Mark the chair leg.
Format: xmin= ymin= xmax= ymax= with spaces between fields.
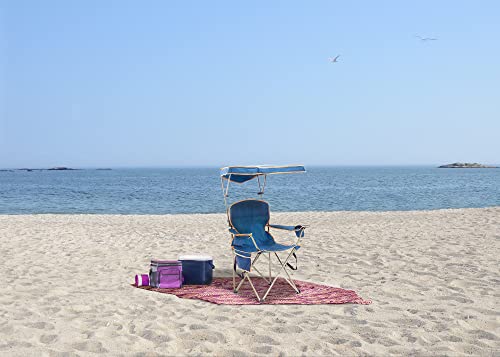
xmin=268 ymin=252 xmax=272 ymax=283
xmin=233 ymin=249 xmax=299 ymax=303
xmin=251 ymin=266 xmax=270 ymax=284
xmin=250 ymin=251 xmax=271 ymax=284
xmin=253 ymin=252 xmax=262 ymax=265
xmin=261 ymin=249 xmax=300 ymax=301
xmin=234 ymin=272 xmax=262 ymax=302
xmin=245 ymin=274 xmax=262 ymax=302
xmin=234 ymin=273 xmax=246 ymax=292
xmin=232 ymin=252 xmax=236 ymax=292
xmin=274 ymin=251 xmax=300 ymax=293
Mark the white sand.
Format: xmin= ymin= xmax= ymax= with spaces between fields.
xmin=0 ymin=207 xmax=499 ymax=356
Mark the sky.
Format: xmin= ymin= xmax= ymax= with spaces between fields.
xmin=1 ymin=1 xmax=499 ymax=168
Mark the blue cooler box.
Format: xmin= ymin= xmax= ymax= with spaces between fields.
xmin=178 ymin=255 xmax=215 ymax=285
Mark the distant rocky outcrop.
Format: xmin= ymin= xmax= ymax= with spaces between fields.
xmin=10 ymin=167 xmax=84 ymax=171
xmin=438 ymin=162 xmax=498 ymax=168
xmin=47 ymin=167 xmax=76 ymax=171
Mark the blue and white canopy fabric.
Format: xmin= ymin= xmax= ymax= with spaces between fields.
xmin=220 ymin=165 xmax=306 ymax=183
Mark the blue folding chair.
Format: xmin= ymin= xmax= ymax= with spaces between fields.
xmin=220 ymin=165 xmax=307 ymax=302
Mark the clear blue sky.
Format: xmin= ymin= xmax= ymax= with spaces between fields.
xmin=1 ymin=1 xmax=499 ymax=168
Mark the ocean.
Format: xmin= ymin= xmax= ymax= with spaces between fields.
xmin=0 ymin=167 xmax=499 ymax=214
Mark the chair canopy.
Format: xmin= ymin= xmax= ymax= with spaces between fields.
xmin=220 ymin=165 xmax=305 ymax=183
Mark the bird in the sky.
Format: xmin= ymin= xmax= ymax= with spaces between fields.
xmin=329 ymin=55 xmax=340 ymax=63
xmin=415 ymin=35 xmax=438 ymax=42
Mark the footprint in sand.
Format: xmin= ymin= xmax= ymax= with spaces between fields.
xmin=212 ymin=315 xmax=229 ymax=322
xmin=29 ymin=321 xmax=55 ymax=330
xmin=251 ymin=345 xmax=274 ymax=354
xmin=221 ymin=350 xmax=251 ymax=357
xmin=180 ymin=330 xmax=227 ymax=344
xmin=350 ymin=340 xmax=362 ymax=347
xmin=389 ymin=317 xmax=426 ymax=328
xmin=274 ymin=325 xmax=303 ymax=334
xmin=468 ymin=329 xmax=498 ymax=341
xmin=39 ymin=334 xmax=58 ymax=344
xmin=436 ymin=295 xmax=474 ymax=304
xmin=188 ymin=323 xmax=208 ymax=330
xmin=327 ymin=337 xmax=348 ymax=345
xmin=139 ymin=329 xmax=171 ymax=343
xmin=442 ymin=335 xmax=462 ymax=342
xmin=253 ymin=335 xmax=280 ymax=346
xmin=72 ymin=340 xmax=108 ymax=353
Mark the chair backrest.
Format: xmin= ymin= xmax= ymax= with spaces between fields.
xmin=229 ymin=199 xmax=274 ymax=247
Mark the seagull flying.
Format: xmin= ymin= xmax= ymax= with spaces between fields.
xmin=329 ymin=55 xmax=340 ymax=63
xmin=415 ymin=35 xmax=438 ymax=42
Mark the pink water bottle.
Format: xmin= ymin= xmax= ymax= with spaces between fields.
xmin=135 ymin=274 xmax=149 ymax=287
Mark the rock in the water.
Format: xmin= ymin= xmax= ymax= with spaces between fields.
xmin=47 ymin=167 xmax=75 ymax=170
xmin=438 ymin=162 xmax=498 ymax=168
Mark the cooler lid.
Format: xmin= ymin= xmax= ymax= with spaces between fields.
xmin=178 ymin=254 xmax=213 ymax=261
xmin=151 ymin=259 xmax=181 ymax=264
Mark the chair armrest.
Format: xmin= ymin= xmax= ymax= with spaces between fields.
xmin=229 ymin=228 xmax=253 ymax=237
xmin=268 ymin=224 xmax=307 ymax=238
xmin=231 ymin=232 xmax=260 ymax=250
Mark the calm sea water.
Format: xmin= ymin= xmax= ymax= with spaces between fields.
xmin=0 ymin=167 xmax=498 ymax=214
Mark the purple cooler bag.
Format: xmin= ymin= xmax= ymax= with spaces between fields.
xmin=149 ymin=260 xmax=183 ymax=289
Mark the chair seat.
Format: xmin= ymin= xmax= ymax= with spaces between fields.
xmin=233 ymin=243 xmax=300 ymax=272
xmin=232 ymin=235 xmax=300 ymax=253
xmin=256 ymin=242 xmax=301 ymax=252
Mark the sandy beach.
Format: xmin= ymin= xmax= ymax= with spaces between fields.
xmin=0 ymin=207 xmax=499 ymax=356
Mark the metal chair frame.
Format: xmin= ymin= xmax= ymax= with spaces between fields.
xmin=220 ymin=165 xmax=307 ymax=303
xmin=230 ymin=220 xmax=305 ymax=302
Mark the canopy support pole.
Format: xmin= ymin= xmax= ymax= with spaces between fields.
xmin=221 ymin=174 xmax=232 ymax=217
xmin=257 ymin=175 xmax=267 ymax=196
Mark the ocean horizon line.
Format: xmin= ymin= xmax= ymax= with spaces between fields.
xmin=1 ymin=205 xmax=499 ymax=217
xmin=2 ymin=163 xmax=499 ymax=170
